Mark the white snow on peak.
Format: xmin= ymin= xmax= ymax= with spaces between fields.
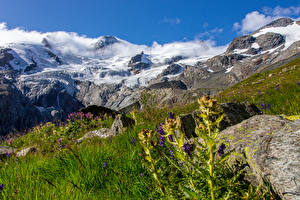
xmin=225 ymin=66 xmax=234 ymax=73
xmin=253 ymin=22 xmax=300 ymax=50
xmin=251 ymin=42 xmax=260 ymax=49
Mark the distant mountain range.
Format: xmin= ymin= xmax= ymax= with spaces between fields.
xmin=0 ymin=18 xmax=300 ymax=136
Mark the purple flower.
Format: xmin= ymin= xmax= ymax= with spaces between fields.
xmin=183 ymin=143 xmax=191 ymax=156
xmin=169 ymin=148 xmax=174 ymax=158
xmin=168 ymin=135 xmax=174 ymax=142
xmin=139 ymin=172 xmax=143 ymax=177
xmin=260 ymin=102 xmax=266 ymax=110
xmin=131 ymin=137 xmax=135 ymax=145
xmin=217 ymin=143 xmax=226 ymax=156
xmin=275 ymin=84 xmax=279 ymax=91
xmin=155 ymin=124 xmax=164 ymax=135
xmin=103 ymin=162 xmax=107 ymax=168
xmin=0 ymin=184 xmax=3 ymax=192
xmin=57 ymin=138 xmax=61 ymax=144
xmin=6 ymin=153 xmax=10 ymax=157
xmin=268 ymin=104 xmax=271 ymax=110
xmin=159 ymin=135 xmax=164 ymax=146
xmin=169 ymin=112 xmax=175 ymax=119
xmin=297 ymin=82 xmax=300 ymax=86
xmin=257 ymin=90 xmax=261 ymax=94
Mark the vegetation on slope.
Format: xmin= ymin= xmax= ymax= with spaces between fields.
xmin=0 ymin=58 xmax=299 ymax=199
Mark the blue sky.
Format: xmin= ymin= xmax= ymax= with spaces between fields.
xmin=0 ymin=0 xmax=299 ymax=46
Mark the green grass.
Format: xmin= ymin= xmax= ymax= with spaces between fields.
xmin=216 ymin=57 xmax=300 ymax=115
xmin=0 ymin=124 xmax=159 ymax=200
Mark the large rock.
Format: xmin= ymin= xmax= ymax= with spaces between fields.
xmin=219 ymin=115 xmax=300 ymax=200
xmin=16 ymin=146 xmax=37 ymax=157
xmin=180 ymin=102 xmax=261 ymax=138
xmin=111 ymin=114 xmax=135 ymax=135
xmin=0 ymin=146 xmax=16 ymax=155
xmin=80 ymin=105 xmax=120 ymax=118
xmin=76 ymin=128 xmax=113 ymax=143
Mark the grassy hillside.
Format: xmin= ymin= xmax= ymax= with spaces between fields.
xmin=216 ymin=57 xmax=300 ymax=115
xmin=1 ymin=58 xmax=299 ymax=199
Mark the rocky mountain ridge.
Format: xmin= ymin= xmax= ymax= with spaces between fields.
xmin=0 ymin=18 xmax=300 ymax=135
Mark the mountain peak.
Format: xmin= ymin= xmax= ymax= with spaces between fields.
xmin=94 ymin=36 xmax=120 ymax=50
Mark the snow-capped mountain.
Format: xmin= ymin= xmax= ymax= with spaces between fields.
xmin=0 ymin=18 xmax=300 ymax=135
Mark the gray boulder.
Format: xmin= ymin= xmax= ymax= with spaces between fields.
xmin=16 ymin=146 xmax=37 ymax=157
xmin=111 ymin=114 xmax=135 ymax=135
xmin=0 ymin=146 xmax=16 ymax=156
xmin=179 ymin=102 xmax=261 ymax=138
xmin=76 ymin=128 xmax=113 ymax=143
xmin=219 ymin=115 xmax=300 ymax=200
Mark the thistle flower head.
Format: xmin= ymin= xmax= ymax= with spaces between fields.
xmin=138 ymin=129 xmax=156 ymax=147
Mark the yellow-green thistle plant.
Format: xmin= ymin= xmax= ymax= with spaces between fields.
xmin=195 ymin=96 xmax=224 ymax=200
xmin=138 ymin=129 xmax=166 ymax=196
xmin=130 ymin=108 xmax=138 ymax=125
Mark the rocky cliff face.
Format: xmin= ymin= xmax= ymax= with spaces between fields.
xmin=0 ymin=18 xmax=299 ymax=135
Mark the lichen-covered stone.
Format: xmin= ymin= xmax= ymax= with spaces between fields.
xmin=219 ymin=115 xmax=300 ymax=200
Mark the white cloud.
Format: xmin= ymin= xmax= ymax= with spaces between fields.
xmin=263 ymin=6 xmax=300 ymax=16
xmin=233 ymin=5 xmax=300 ymax=34
xmin=0 ymin=22 xmax=227 ymax=62
xmin=162 ymin=17 xmax=181 ymax=25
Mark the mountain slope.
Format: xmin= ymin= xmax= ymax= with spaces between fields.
xmin=0 ymin=18 xmax=300 ymax=135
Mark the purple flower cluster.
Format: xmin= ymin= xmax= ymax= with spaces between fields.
xmin=103 ymin=162 xmax=107 ymax=168
xmin=67 ymin=112 xmax=94 ymax=121
xmin=275 ymin=84 xmax=280 ymax=91
xmin=0 ymin=184 xmax=3 ymax=192
xmin=183 ymin=143 xmax=191 ymax=156
xmin=155 ymin=124 xmax=165 ymax=146
xmin=131 ymin=137 xmax=135 ymax=145
xmin=261 ymin=102 xmax=271 ymax=111
xmin=217 ymin=143 xmax=226 ymax=156
xmin=169 ymin=112 xmax=175 ymax=119
xmin=169 ymin=148 xmax=174 ymax=158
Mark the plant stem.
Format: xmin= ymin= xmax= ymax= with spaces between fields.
xmin=207 ymin=121 xmax=215 ymax=200
xmin=149 ymin=152 xmax=166 ymax=196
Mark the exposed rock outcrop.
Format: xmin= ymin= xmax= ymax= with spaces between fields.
xmin=219 ymin=115 xmax=300 ymax=200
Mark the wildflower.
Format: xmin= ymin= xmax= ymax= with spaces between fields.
xmin=159 ymin=135 xmax=164 ymax=146
xmin=169 ymin=112 xmax=175 ymax=119
xmin=169 ymin=148 xmax=174 ymax=158
xmin=85 ymin=112 xmax=93 ymax=120
xmin=217 ymin=143 xmax=226 ymax=156
xmin=131 ymin=137 xmax=135 ymax=145
xmin=0 ymin=184 xmax=3 ymax=192
xmin=257 ymin=90 xmax=261 ymax=94
xmin=268 ymin=104 xmax=271 ymax=110
xmin=297 ymin=82 xmax=300 ymax=86
xmin=6 ymin=153 xmax=10 ymax=157
xmin=103 ymin=162 xmax=107 ymax=168
xmin=275 ymin=84 xmax=279 ymax=91
xmin=168 ymin=135 xmax=174 ymax=142
xmin=57 ymin=138 xmax=61 ymax=144
xmin=139 ymin=172 xmax=143 ymax=177
xmin=183 ymin=143 xmax=191 ymax=156
xmin=260 ymin=102 xmax=266 ymax=110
